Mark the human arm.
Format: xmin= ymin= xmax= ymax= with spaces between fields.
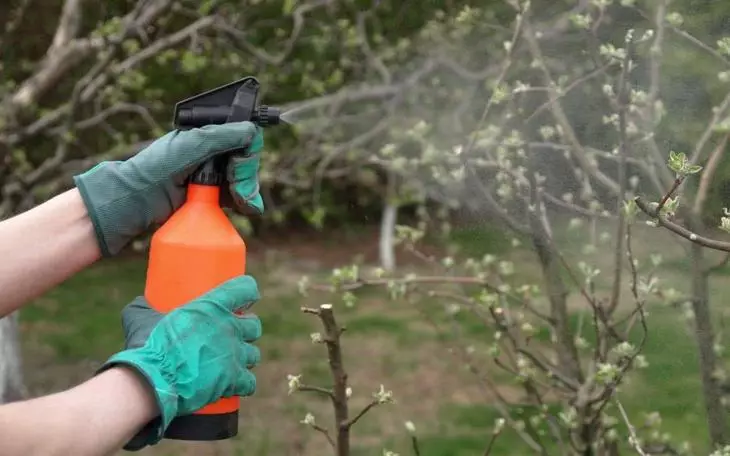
xmin=0 ymin=366 xmax=157 ymax=456
xmin=0 ymin=189 xmax=101 ymax=317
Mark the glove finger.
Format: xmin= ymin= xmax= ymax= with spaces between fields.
xmin=176 ymin=121 xmax=259 ymax=164
xmin=204 ymin=275 xmax=260 ymax=313
xmin=236 ymin=125 xmax=263 ymax=156
xmin=233 ymin=368 xmax=257 ymax=397
xmin=133 ymin=122 xmax=258 ymax=180
xmin=243 ymin=343 xmax=261 ymax=369
xmin=226 ymin=154 xmax=264 ymax=215
xmin=236 ymin=314 xmax=262 ymax=343
xmin=225 ymin=191 xmax=264 ymax=216
xmin=121 ymin=297 xmax=164 ymax=349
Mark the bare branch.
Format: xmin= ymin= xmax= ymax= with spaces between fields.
xmin=608 ymin=33 xmax=634 ymax=315
xmin=1 ymin=0 xmax=174 ymax=145
xmin=522 ymin=14 xmax=620 ymax=196
xmin=305 ymin=422 xmax=336 ymax=448
xmin=344 ymin=400 xmax=379 ymax=429
xmin=482 ymin=427 xmax=503 ymax=456
xmin=80 ymin=15 xmax=216 ymax=101
xmin=214 ymin=0 xmax=331 ymax=66
xmin=299 ymin=384 xmax=335 ymax=400
xmin=301 ymin=304 xmax=353 ymax=456
xmin=5 ymin=39 xmax=103 ymax=113
xmin=635 ymin=196 xmax=730 ymax=252
xmin=50 ymin=0 xmax=84 ymax=52
xmin=616 ymin=398 xmax=647 ymax=456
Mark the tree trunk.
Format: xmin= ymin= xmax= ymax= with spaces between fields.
xmin=689 ymin=241 xmax=729 ymax=445
xmin=528 ymin=213 xmax=582 ymax=382
xmin=0 ymin=312 xmax=26 ymax=403
xmin=379 ymin=202 xmax=398 ymax=271
xmin=379 ymin=170 xmax=398 ymax=271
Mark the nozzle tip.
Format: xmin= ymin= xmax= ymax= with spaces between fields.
xmin=254 ymin=106 xmax=281 ymax=126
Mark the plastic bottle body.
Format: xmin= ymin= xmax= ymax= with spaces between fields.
xmin=144 ymin=183 xmax=246 ymax=440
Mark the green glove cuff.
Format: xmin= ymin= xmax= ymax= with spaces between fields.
xmin=74 ymin=163 xmax=117 ymax=257
xmin=97 ymin=348 xmax=179 ymax=450
xmin=74 ymin=160 xmax=179 ymax=257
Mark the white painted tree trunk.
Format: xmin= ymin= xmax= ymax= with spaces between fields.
xmin=379 ymin=202 xmax=398 ymax=271
xmin=0 ymin=312 xmax=26 ymax=403
xmin=379 ymin=169 xmax=399 ymax=271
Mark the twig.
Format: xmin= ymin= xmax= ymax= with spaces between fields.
xmin=299 ymin=384 xmax=335 ymax=400
xmin=311 ymin=275 xmax=551 ymax=321
xmin=344 ymin=399 xmax=379 ymax=428
xmin=482 ymin=430 xmax=502 ymax=456
xmin=616 ymin=397 xmax=647 ymax=456
xmin=607 ymin=31 xmax=634 ymax=315
xmin=522 ymin=11 xmax=620 ymax=196
xmin=311 ymin=423 xmax=337 ymax=448
xmin=410 ymin=434 xmax=422 ymax=456
xmin=635 ymin=197 xmax=730 ymax=252
xmin=655 ymin=177 xmax=682 ymax=215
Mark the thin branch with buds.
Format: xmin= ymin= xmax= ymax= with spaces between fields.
xmin=293 ymin=304 xmax=405 ymax=456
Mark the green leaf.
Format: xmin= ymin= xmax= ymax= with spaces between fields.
xmin=667 ymin=150 xmax=687 ymax=173
xmin=685 ymin=164 xmax=703 ymax=174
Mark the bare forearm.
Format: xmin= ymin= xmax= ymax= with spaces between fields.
xmin=0 ymin=366 xmax=158 ymax=456
xmin=0 ymin=189 xmax=101 ymax=316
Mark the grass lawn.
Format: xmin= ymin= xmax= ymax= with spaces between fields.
xmin=16 ymin=222 xmax=730 ymax=455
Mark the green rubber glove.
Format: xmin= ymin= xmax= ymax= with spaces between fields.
xmin=97 ymin=275 xmax=262 ymax=451
xmin=73 ymin=122 xmax=265 ymax=257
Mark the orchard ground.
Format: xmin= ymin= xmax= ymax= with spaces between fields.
xmin=18 ymin=218 xmax=730 ymax=455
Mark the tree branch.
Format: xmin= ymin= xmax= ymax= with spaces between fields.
xmin=522 ymin=14 xmax=620 ymax=196
xmin=301 ymin=304 xmax=351 ymax=456
xmin=635 ymin=196 xmax=730 ymax=252
xmin=1 ymin=0 xmax=173 ymax=145
xmin=80 ymin=14 xmax=216 ymax=101
xmin=50 ymin=0 xmax=84 ymax=52
xmin=213 ymin=0 xmax=331 ymax=66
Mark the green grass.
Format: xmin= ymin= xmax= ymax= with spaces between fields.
xmin=447 ymin=225 xmax=513 ymax=257
xmin=22 ymin=258 xmax=145 ymax=359
xmin=346 ymin=314 xmax=409 ymax=334
xmin=441 ymin=403 xmax=504 ymax=430
xmin=257 ymin=294 xmax=315 ymax=339
xmin=623 ymin=308 xmax=709 ymax=447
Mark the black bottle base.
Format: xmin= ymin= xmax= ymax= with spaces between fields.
xmin=164 ymin=411 xmax=239 ymax=441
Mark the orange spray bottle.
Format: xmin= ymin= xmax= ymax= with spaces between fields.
xmin=143 ymin=77 xmax=281 ymax=441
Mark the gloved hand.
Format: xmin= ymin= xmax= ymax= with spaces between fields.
xmin=97 ymin=275 xmax=262 ymax=451
xmin=74 ymin=122 xmax=265 ymax=256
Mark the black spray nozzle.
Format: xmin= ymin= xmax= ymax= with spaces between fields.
xmin=172 ymin=76 xmax=282 ymax=186
xmin=175 ymin=105 xmax=281 ymax=128
xmin=173 ymin=76 xmax=281 ymax=129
